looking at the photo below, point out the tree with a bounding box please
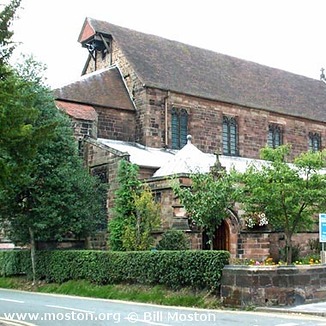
[0,0,21,64]
[122,185,161,251]
[108,160,160,251]
[0,55,107,282]
[172,168,236,250]
[235,145,326,264]
[0,1,43,186]
[108,159,142,251]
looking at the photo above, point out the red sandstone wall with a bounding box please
[221,265,326,307]
[95,106,136,141]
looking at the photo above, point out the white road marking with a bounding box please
[45,304,95,314]
[124,317,171,326]
[0,298,24,303]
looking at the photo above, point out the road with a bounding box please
[0,289,325,326]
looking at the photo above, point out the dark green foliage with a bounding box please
[109,160,160,251]
[0,78,107,245]
[113,159,142,218]
[122,186,161,250]
[108,159,142,250]
[0,1,107,282]
[0,0,21,63]
[0,55,107,246]
[156,230,190,250]
[0,250,31,276]
[0,250,230,291]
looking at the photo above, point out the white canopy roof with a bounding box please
[98,138,175,168]
[153,135,215,177]
[98,136,268,178]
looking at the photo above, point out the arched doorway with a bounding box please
[202,220,230,250]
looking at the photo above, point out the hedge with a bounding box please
[0,250,230,291]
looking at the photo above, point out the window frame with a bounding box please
[308,132,321,152]
[267,124,283,148]
[171,107,188,149]
[222,115,239,156]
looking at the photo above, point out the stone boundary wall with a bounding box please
[220,264,326,307]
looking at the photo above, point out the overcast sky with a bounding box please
[7,0,326,88]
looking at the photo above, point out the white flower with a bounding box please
[244,212,268,228]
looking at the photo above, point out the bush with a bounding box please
[0,250,31,276]
[156,230,190,250]
[279,244,301,263]
[0,249,230,291]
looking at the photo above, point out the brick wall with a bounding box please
[236,230,319,261]
[237,231,271,260]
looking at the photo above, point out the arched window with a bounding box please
[267,124,282,148]
[222,116,238,155]
[171,108,188,149]
[308,132,321,152]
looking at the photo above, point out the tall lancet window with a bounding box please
[222,115,238,155]
[171,108,188,149]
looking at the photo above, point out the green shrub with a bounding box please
[279,244,301,263]
[0,250,31,276]
[156,230,190,250]
[0,249,230,291]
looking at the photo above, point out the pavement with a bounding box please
[256,300,326,317]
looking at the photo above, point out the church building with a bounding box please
[53,17,326,260]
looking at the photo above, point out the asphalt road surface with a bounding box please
[0,289,325,326]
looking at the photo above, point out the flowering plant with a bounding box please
[244,212,268,228]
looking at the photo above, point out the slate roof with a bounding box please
[55,100,97,121]
[79,17,326,122]
[53,66,135,111]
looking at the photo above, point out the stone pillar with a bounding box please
[321,250,326,264]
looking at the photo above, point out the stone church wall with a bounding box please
[95,106,136,141]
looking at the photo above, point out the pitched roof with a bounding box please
[153,135,216,177]
[56,100,97,121]
[53,66,135,111]
[79,17,326,122]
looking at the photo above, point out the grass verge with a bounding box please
[0,277,222,309]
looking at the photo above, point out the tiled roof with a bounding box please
[80,17,326,122]
[56,100,97,121]
[53,66,135,111]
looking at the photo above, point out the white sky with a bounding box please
[6,0,326,88]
